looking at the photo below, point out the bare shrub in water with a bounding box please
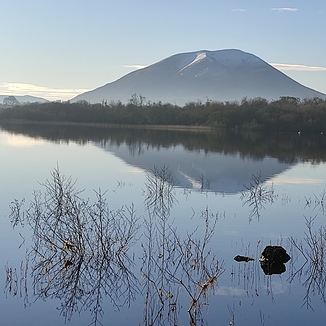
[8,165,224,325]
[142,166,224,325]
[8,167,140,325]
[289,216,326,309]
[144,164,177,217]
[241,171,277,221]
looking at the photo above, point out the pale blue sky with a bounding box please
[1,0,325,100]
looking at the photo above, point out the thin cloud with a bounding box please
[270,63,326,71]
[232,9,247,12]
[271,7,298,12]
[0,82,90,101]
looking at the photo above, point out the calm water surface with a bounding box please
[1,123,326,325]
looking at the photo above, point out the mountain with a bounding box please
[0,95,49,104]
[71,49,326,105]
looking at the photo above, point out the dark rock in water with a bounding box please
[234,255,255,262]
[259,245,290,263]
[259,245,290,275]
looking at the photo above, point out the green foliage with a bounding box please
[1,96,326,132]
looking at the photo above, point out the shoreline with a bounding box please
[0,119,213,132]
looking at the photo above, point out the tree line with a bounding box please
[1,95,326,132]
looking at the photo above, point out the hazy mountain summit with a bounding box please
[72,49,326,105]
[0,95,48,105]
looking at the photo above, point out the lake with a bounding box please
[1,122,326,326]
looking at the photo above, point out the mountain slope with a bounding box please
[72,49,326,105]
[0,95,49,104]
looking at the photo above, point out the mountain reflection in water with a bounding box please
[1,122,326,193]
[2,123,326,325]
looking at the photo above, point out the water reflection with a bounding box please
[2,122,326,193]
[289,217,326,309]
[229,215,326,315]
[7,168,140,325]
[6,166,226,325]
[3,123,326,324]
[142,166,224,325]
[303,190,326,214]
[144,165,176,217]
[240,172,277,221]
[230,240,291,305]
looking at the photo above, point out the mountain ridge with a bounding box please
[0,94,49,104]
[72,49,326,105]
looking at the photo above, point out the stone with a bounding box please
[234,255,254,262]
[259,245,290,275]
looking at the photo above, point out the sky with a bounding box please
[1,0,325,101]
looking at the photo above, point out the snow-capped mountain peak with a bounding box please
[71,49,326,105]
[179,52,207,72]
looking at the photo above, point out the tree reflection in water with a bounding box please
[289,216,326,309]
[6,166,225,325]
[303,190,326,215]
[7,167,140,325]
[6,166,326,324]
[240,172,277,221]
[142,165,224,325]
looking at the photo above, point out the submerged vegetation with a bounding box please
[1,95,326,132]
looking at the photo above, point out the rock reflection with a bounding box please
[7,167,140,325]
[289,217,326,309]
[142,166,224,325]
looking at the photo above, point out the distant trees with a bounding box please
[1,95,326,132]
